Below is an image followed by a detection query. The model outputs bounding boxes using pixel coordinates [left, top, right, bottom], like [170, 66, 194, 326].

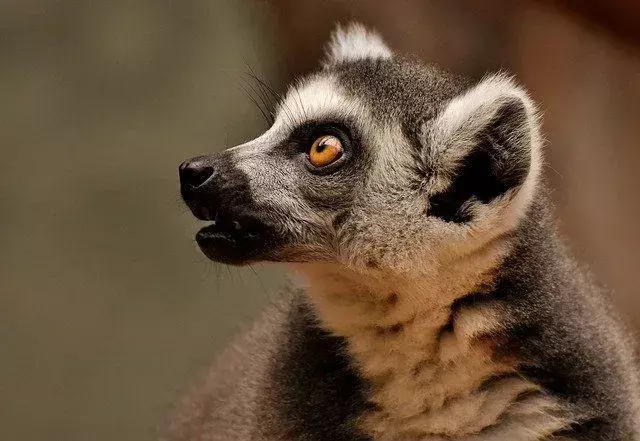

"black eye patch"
[290, 121, 355, 154]
[266, 118, 361, 165]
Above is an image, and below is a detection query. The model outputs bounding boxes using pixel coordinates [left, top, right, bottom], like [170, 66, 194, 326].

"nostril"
[180, 161, 215, 188]
[188, 166, 214, 187]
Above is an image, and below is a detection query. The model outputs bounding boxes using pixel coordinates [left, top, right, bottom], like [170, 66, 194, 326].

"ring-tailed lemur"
[167, 23, 640, 441]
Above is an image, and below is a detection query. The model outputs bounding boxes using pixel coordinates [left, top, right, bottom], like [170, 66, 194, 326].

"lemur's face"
[180, 24, 540, 275]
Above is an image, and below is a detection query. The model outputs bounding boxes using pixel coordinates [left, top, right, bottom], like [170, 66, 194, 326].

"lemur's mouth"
[194, 208, 281, 265]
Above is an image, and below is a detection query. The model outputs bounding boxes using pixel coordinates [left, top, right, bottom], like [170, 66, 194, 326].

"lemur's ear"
[423, 74, 542, 223]
[323, 22, 392, 67]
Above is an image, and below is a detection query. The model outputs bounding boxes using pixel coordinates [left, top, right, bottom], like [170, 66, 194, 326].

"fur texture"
[170, 23, 640, 440]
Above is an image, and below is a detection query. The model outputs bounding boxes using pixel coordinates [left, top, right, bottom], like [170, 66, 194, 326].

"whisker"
[544, 164, 563, 179]
[237, 81, 271, 125]
[241, 76, 274, 125]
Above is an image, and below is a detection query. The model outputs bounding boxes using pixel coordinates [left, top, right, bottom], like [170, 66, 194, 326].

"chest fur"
[297, 267, 572, 440]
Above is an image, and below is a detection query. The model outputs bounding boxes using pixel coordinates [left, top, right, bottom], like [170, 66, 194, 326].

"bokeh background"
[1, 1, 638, 440]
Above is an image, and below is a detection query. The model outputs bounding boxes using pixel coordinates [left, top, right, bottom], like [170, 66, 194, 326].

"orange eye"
[308, 135, 343, 168]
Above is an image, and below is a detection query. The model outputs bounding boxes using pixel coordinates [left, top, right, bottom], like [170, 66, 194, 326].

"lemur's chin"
[194, 214, 282, 266]
[195, 225, 244, 265]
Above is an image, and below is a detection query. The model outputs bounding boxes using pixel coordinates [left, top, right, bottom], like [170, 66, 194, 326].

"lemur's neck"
[291, 211, 570, 438]
[295, 230, 512, 369]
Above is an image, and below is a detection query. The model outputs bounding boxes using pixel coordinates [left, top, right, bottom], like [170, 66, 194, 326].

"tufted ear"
[423, 74, 542, 223]
[323, 22, 392, 67]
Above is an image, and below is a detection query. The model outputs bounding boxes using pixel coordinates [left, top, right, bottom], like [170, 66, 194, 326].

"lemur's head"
[180, 23, 541, 277]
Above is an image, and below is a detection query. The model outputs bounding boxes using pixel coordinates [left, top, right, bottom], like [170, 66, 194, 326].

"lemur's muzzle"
[179, 153, 281, 265]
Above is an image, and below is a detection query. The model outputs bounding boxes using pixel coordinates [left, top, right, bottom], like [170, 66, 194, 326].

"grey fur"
[170, 24, 640, 440]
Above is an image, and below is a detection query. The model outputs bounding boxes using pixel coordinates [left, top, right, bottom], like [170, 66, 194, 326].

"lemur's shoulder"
[491, 192, 640, 438]
[161, 287, 369, 441]
[160, 292, 290, 441]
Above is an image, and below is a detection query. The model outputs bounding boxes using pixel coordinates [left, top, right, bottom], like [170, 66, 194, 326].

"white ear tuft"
[323, 22, 392, 67]
[429, 74, 539, 160]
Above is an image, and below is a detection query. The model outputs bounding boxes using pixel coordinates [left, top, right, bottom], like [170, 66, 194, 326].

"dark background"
[1, 1, 638, 440]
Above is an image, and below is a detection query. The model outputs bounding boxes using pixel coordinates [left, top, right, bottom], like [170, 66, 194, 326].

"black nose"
[179, 157, 215, 189]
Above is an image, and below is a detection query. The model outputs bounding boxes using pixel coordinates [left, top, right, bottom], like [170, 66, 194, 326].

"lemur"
[167, 24, 640, 441]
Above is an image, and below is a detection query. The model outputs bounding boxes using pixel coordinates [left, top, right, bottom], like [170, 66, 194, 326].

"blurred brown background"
[1, 1, 638, 440]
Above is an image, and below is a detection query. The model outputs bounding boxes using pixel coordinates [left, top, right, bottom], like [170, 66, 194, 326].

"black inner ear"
[428, 98, 531, 223]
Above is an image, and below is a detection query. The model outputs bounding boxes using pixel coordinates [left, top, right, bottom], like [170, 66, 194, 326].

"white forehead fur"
[273, 73, 370, 133]
[231, 73, 368, 153]
[428, 74, 543, 229]
[324, 22, 392, 67]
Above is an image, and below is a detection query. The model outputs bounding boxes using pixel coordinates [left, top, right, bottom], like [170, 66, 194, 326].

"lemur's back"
[171, 23, 639, 441]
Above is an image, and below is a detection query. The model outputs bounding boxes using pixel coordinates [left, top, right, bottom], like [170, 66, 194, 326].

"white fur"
[227, 74, 365, 153]
[324, 22, 392, 67]
[275, 73, 369, 130]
